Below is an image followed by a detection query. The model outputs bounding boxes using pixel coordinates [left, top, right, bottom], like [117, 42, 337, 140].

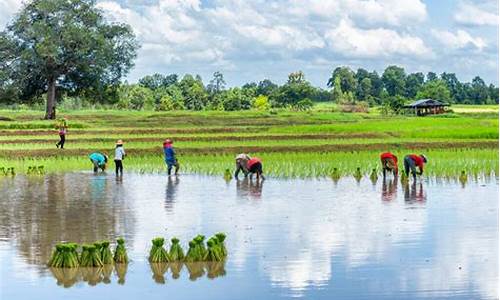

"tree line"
[0, 0, 497, 118]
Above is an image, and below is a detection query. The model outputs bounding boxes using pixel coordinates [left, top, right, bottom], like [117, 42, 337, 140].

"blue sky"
[0, 0, 498, 87]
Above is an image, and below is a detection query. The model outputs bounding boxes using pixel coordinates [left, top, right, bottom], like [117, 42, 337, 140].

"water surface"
[0, 173, 497, 300]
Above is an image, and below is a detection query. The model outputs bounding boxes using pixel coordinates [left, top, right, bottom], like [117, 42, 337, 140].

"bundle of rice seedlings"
[459, 170, 467, 184]
[370, 169, 378, 183]
[149, 237, 171, 263]
[8, 167, 15, 176]
[48, 243, 79, 268]
[168, 237, 184, 261]
[169, 262, 183, 279]
[38, 165, 45, 174]
[204, 238, 223, 262]
[185, 262, 204, 281]
[400, 172, 408, 184]
[184, 240, 199, 262]
[27, 166, 33, 175]
[223, 169, 232, 181]
[330, 168, 340, 181]
[215, 232, 227, 258]
[150, 262, 169, 284]
[115, 262, 128, 285]
[100, 241, 114, 265]
[194, 235, 207, 259]
[80, 244, 103, 267]
[113, 237, 128, 263]
[0, 167, 6, 175]
[354, 167, 362, 182]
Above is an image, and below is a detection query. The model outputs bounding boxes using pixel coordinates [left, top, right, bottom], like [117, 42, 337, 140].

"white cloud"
[432, 29, 487, 50]
[325, 19, 432, 58]
[289, 0, 427, 26]
[454, 1, 498, 26]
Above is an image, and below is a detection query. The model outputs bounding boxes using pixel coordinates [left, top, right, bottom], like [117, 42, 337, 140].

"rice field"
[0, 107, 497, 178]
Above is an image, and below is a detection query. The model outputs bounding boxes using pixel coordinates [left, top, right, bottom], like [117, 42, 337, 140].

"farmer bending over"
[163, 139, 179, 176]
[89, 152, 108, 173]
[247, 157, 265, 180]
[403, 154, 427, 180]
[380, 152, 398, 178]
[234, 153, 251, 179]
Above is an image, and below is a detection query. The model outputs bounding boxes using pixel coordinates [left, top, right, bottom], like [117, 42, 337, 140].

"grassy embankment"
[0, 105, 497, 178]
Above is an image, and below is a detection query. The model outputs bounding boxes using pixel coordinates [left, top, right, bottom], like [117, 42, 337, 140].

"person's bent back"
[89, 152, 107, 173]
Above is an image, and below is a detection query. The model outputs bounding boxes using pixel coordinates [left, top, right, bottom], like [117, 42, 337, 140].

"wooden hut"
[404, 99, 449, 116]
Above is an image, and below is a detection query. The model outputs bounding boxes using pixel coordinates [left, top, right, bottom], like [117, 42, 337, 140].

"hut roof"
[404, 99, 449, 108]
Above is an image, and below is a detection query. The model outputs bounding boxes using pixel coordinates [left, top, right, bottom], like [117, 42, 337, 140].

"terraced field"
[0, 108, 497, 178]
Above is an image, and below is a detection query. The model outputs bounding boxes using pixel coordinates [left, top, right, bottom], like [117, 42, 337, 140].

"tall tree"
[382, 66, 406, 97]
[415, 79, 451, 102]
[257, 79, 278, 96]
[0, 0, 138, 119]
[368, 71, 383, 103]
[426, 72, 438, 82]
[405, 72, 425, 99]
[327, 66, 356, 93]
[287, 71, 306, 84]
[440, 72, 462, 103]
[207, 71, 226, 94]
[469, 76, 490, 104]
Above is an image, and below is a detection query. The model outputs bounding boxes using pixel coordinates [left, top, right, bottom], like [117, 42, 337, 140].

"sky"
[0, 0, 498, 87]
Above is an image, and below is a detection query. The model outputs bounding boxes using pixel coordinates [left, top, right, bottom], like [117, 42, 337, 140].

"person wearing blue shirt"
[163, 139, 179, 176]
[89, 152, 108, 173]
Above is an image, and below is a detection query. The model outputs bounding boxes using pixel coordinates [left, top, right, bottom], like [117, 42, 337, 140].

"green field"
[0, 105, 497, 179]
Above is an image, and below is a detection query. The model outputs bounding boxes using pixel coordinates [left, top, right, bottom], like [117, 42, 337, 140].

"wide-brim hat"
[420, 154, 428, 163]
[116, 139, 124, 145]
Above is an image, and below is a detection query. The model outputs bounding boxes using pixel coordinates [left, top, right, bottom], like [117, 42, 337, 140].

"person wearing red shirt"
[403, 154, 427, 179]
[380, 152, 398, 178]
[247, 157, 265, 180]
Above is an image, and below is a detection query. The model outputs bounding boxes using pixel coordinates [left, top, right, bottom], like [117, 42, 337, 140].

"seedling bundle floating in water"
[169, 237, 184, 261]
[48, 238, 129, 268]
[27, 165, 45, 175]
[149, 237, 171, 263]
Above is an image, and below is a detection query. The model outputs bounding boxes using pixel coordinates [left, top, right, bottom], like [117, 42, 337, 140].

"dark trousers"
[56, 134, 65, 148]
[167, 161, 179, 175]
[91, 159, 100, 173]
[114, 159, 123, 175]
[404, 156, 417, 179]
[249, 162, 264, 179]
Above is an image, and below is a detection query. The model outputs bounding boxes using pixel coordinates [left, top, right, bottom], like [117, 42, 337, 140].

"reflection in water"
[381, 177, 398, 202]
[403, 181, 427, 203]
[165, 176, 180, 212]
[49, 264, 129, 287]
[150, 262, 169, 284]
[236, 178, 264, 199]
[0, 174, 135, 268]
[0, 174, 497, 300]
[149, 262, 226, 283]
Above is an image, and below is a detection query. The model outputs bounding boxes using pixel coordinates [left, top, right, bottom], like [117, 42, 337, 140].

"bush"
[340, 101, 369, 113]
[252, 95, 270, 111]
[157, 94, 185, 111]
[293, 98, 314, 111]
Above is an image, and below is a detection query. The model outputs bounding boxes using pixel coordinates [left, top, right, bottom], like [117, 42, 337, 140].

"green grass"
[0, 108, 497, 178]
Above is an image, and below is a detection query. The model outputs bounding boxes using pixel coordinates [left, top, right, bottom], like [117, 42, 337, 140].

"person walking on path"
[55, 117, 68, 149]
[234, 153, 251, 179]
[163, 139, 179, 176]
[89, 152, 108, 173]
[403, 154, 427, 180]
[114, 140, 126, 176]
[380, 152, 398, 178]
[247, 157, 265, 180]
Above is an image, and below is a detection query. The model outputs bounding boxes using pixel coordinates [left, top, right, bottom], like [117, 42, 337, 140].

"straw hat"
[116, 139, 124, 145]
[164, 139, 172, 145]
[420, 154, 427, 163]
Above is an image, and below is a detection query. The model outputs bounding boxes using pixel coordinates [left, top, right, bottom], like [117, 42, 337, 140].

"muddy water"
[0, 173, 497, 300]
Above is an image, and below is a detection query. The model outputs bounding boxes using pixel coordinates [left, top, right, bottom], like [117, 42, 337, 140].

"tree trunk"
[45, 78, 56, 120]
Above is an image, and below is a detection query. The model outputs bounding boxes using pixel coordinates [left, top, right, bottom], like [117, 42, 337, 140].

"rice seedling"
[100, 241, 114, 265]
[194, 235, 207, 260]
[204, 238, 223, 262]
[148, 237, 171, 263]
[113, 237, 128, 263]
[223, 168, 232, 182]
[215, 232, 227, 258]
[354, 167, 362, 182]
[48, 243, 80, 268]
[80, 244, 104, 267]
[185, 240, 199, 262]
[168, 237, 184, 261]
[370, 168, 378, 184]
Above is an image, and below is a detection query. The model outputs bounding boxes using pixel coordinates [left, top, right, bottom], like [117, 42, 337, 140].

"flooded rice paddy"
[0, 173, 497, 300]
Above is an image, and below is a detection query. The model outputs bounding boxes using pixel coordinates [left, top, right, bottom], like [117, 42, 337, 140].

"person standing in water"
[234, 153, 251, 179]
[114, 140, 126, 176]
[247, 157, 265, 180]
[380, 152, 398, 178]
[403, 154, 427, 180]
[163, 139, 179, 176]
[55, 117, 68, 149]
[89, 152, 108, 173]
